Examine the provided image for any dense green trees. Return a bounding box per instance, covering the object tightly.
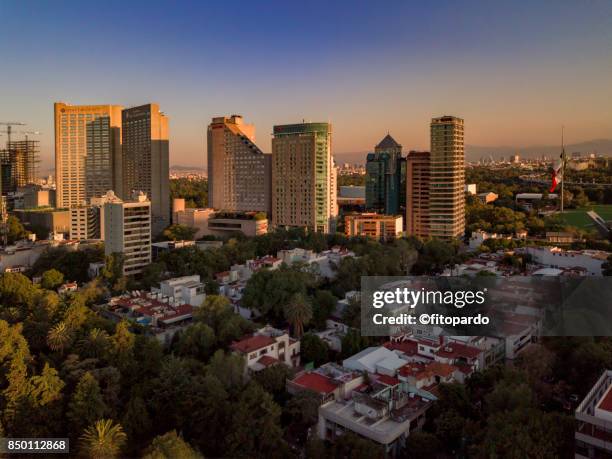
[30,245,104,284]
[300,333,329,367]
[170,178,208,208]
[162,224,197,241]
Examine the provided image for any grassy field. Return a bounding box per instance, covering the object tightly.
[560,204,612,229]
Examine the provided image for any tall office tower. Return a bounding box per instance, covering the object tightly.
[122,104,170,235]
[272,122,337,233]
[54,103,123,208]
[429,116,465,239]
[104,191,151,276]
[365,134,405,215]
[207,115,271,213]
[406,151,430,238]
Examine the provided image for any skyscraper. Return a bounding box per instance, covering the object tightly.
[272,122,337,233]
[122,104,170,235]
[54,103,123,208]
[429,116,465,239]
[207,115,271,213]
[365,134,405,216]
[104,191,151,276]
[406,150,430,238]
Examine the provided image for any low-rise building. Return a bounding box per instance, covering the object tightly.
[230,325,300,373]
[576,370,612,458]
[519,246,607,276]
[175,208,268,238]
[105,292,194,343]
[155,275,206,307]
[477,192,498,204]
[344,213,403,240]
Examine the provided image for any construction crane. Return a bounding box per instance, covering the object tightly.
[0,122,27,145]
[0,122,27,247]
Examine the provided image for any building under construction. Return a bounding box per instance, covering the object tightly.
[0,139,40,193]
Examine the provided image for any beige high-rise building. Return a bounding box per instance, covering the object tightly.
[429,116,465,239]
[104,191,151,276]
[54,102,123,208]
[207,115,271,214]
[272,122,337,233]
[122,104,170,235]
[406,150,430,238]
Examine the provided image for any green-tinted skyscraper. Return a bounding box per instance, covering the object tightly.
[272,122,337,233]
[365,134,405,216]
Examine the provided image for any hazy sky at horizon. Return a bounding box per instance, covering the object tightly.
[1,0,611,171]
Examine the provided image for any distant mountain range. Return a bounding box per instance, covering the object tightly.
[170,165,206,171]
[332,139,612,165]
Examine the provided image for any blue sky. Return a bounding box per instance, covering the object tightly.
[0,0,611,169]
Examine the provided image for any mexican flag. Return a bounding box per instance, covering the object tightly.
[550,152,565,192]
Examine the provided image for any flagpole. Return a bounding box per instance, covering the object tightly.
[560,126,565,213]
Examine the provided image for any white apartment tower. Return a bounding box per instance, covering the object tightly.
[104,191,152,276]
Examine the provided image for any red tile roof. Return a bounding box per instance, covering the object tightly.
[292,372,338,394]
[257,355,280,367]
[435,342,481,360]
[230,335,276,354]
[598,387,612,413]
[374,374,400,386]
[384,340,418,356]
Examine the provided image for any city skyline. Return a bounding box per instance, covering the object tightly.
[1,0,611,171]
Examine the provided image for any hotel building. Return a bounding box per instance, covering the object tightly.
[207,115,271,214]
[122,104,170,235]
[272,122,337,233]
[406,150,430,238]
[54,102,123,208]
[429,116,465,239]
[104,191,151,276]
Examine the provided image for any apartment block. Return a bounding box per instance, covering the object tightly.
[54,102,123,208]
[103,192,151,276]
[576,370,612,458]
[69,190,123,240]
[429,116,465,239]
[406,150,430,238]
[344,212,403,240]
[272,122,337,233]
[207,115,271,214]
[122,104,170,235]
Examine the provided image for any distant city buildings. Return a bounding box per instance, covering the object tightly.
[207,115,271,214]
[103,191,151,276]
[365,134,405,216]
[429,116,465,238]
[272,122,337,233]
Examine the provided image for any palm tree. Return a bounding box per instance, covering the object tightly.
[78,328,110,359]
[80,419,126,459]
[47,321,73,352]
[284,293,312,338]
